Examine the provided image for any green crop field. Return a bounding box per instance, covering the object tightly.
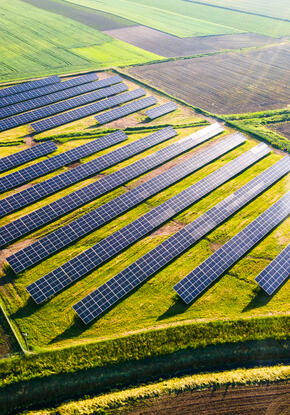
[65,0,290,38]
[0,0,163,83]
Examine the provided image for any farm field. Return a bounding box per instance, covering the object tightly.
[187,0,290,21]
[65,0,290,38]
[0,0,163,83]
[104,26,280,58]
[270,122,290,139]
[127,44,290,114]
[0,122,288,349]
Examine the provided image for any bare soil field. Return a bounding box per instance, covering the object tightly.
[125,382,290,415]
[127,44,290,114]
[104,25,281,58]
[22,0,136,31]
[269,122,290,139]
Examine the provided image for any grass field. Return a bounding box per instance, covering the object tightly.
[0,123,288,350]
[0,0,163,83]
[127,44,290,114]
[188,0,290,21]
[21,366,290,415]
[65,0,290,38]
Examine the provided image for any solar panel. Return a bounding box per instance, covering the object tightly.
[0,83,128,132]
[95,96,157,125]
[70,156,289,322]
[0,73,99,109]
[0,141,57,174]
[0,76,122,119]
[31,88,146,134]
[0,131,126,193]
[255,244,290,295]
[0,128,177,245]
[8,123,225,273]
[0,76,60,98]
[145,102,178,120]
[26,139,269,305]
[174,192,290,303]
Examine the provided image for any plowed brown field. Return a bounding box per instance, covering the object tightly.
[127,44,290,114]
[126,382,290,415]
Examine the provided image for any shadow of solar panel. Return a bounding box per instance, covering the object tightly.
[0,76,60,98]
[0,73,99,109]
[255,244,290,295]
[0,130,128,193]
[174,192,290,304]
[0,141,57,174]
[0,82,128,132]
[0,76,122,119]
[31,88,146,133]
[95,96,157,125]
[145,102,178,120]
[71,143,274,323]
[0,127,177,246]
[8,123,225,273]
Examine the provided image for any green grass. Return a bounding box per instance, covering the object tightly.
[188,0,290,21]
[72,39,163,66]
[0,126,289,351]
[65,0,290,38]
[0,0,164,83]
[22,365,290,415]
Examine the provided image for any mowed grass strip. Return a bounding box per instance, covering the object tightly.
[65,0,290,37]
[0,0,164,83]
[0,127,288,349]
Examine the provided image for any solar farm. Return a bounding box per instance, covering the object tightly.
[0,0,289,414]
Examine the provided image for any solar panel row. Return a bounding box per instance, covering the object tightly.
[255,244,290,295]
[0,82,128,132]
[95,96,157,125]
[26,133,246,304]
[0,75,119,119]
[0,141,57,174]
[0,73,98,109]
[0,130,126,193]
[71,144,273,323]
[145,102,178,120]
[0,76,60,98]
[0,128,177,245]
[72,156,289,322]
[174,192,290,304]
[31,88,146,134]
[8,123,224,273]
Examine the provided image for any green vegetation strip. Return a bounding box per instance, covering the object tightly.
[23,365,290,415]
[0,315,288,388]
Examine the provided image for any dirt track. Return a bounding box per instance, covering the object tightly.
[126,382,290,415]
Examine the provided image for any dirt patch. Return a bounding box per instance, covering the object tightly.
[22,0,136,31]
[126,382,290,415]
[104,25,281,58]
[269,122,290,139]
[0,238,35,271]
[151,220,186,236]
[127,44,290,114]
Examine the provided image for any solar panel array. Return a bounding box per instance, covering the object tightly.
[0,83,128,132]
[0,141,57,174]
[0,131,126,193]
[145,102,178,120]
[31,88,146,134]
[0,76,60,98]
[72,156,289,322]
[95,96,157,125]
[71,143,273,323]
[0,75,118,119]
[255,244,290,295]
[0,128,177,245]
[8,123,225,273]
[174,192,290,303]
[0,73,98,109]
